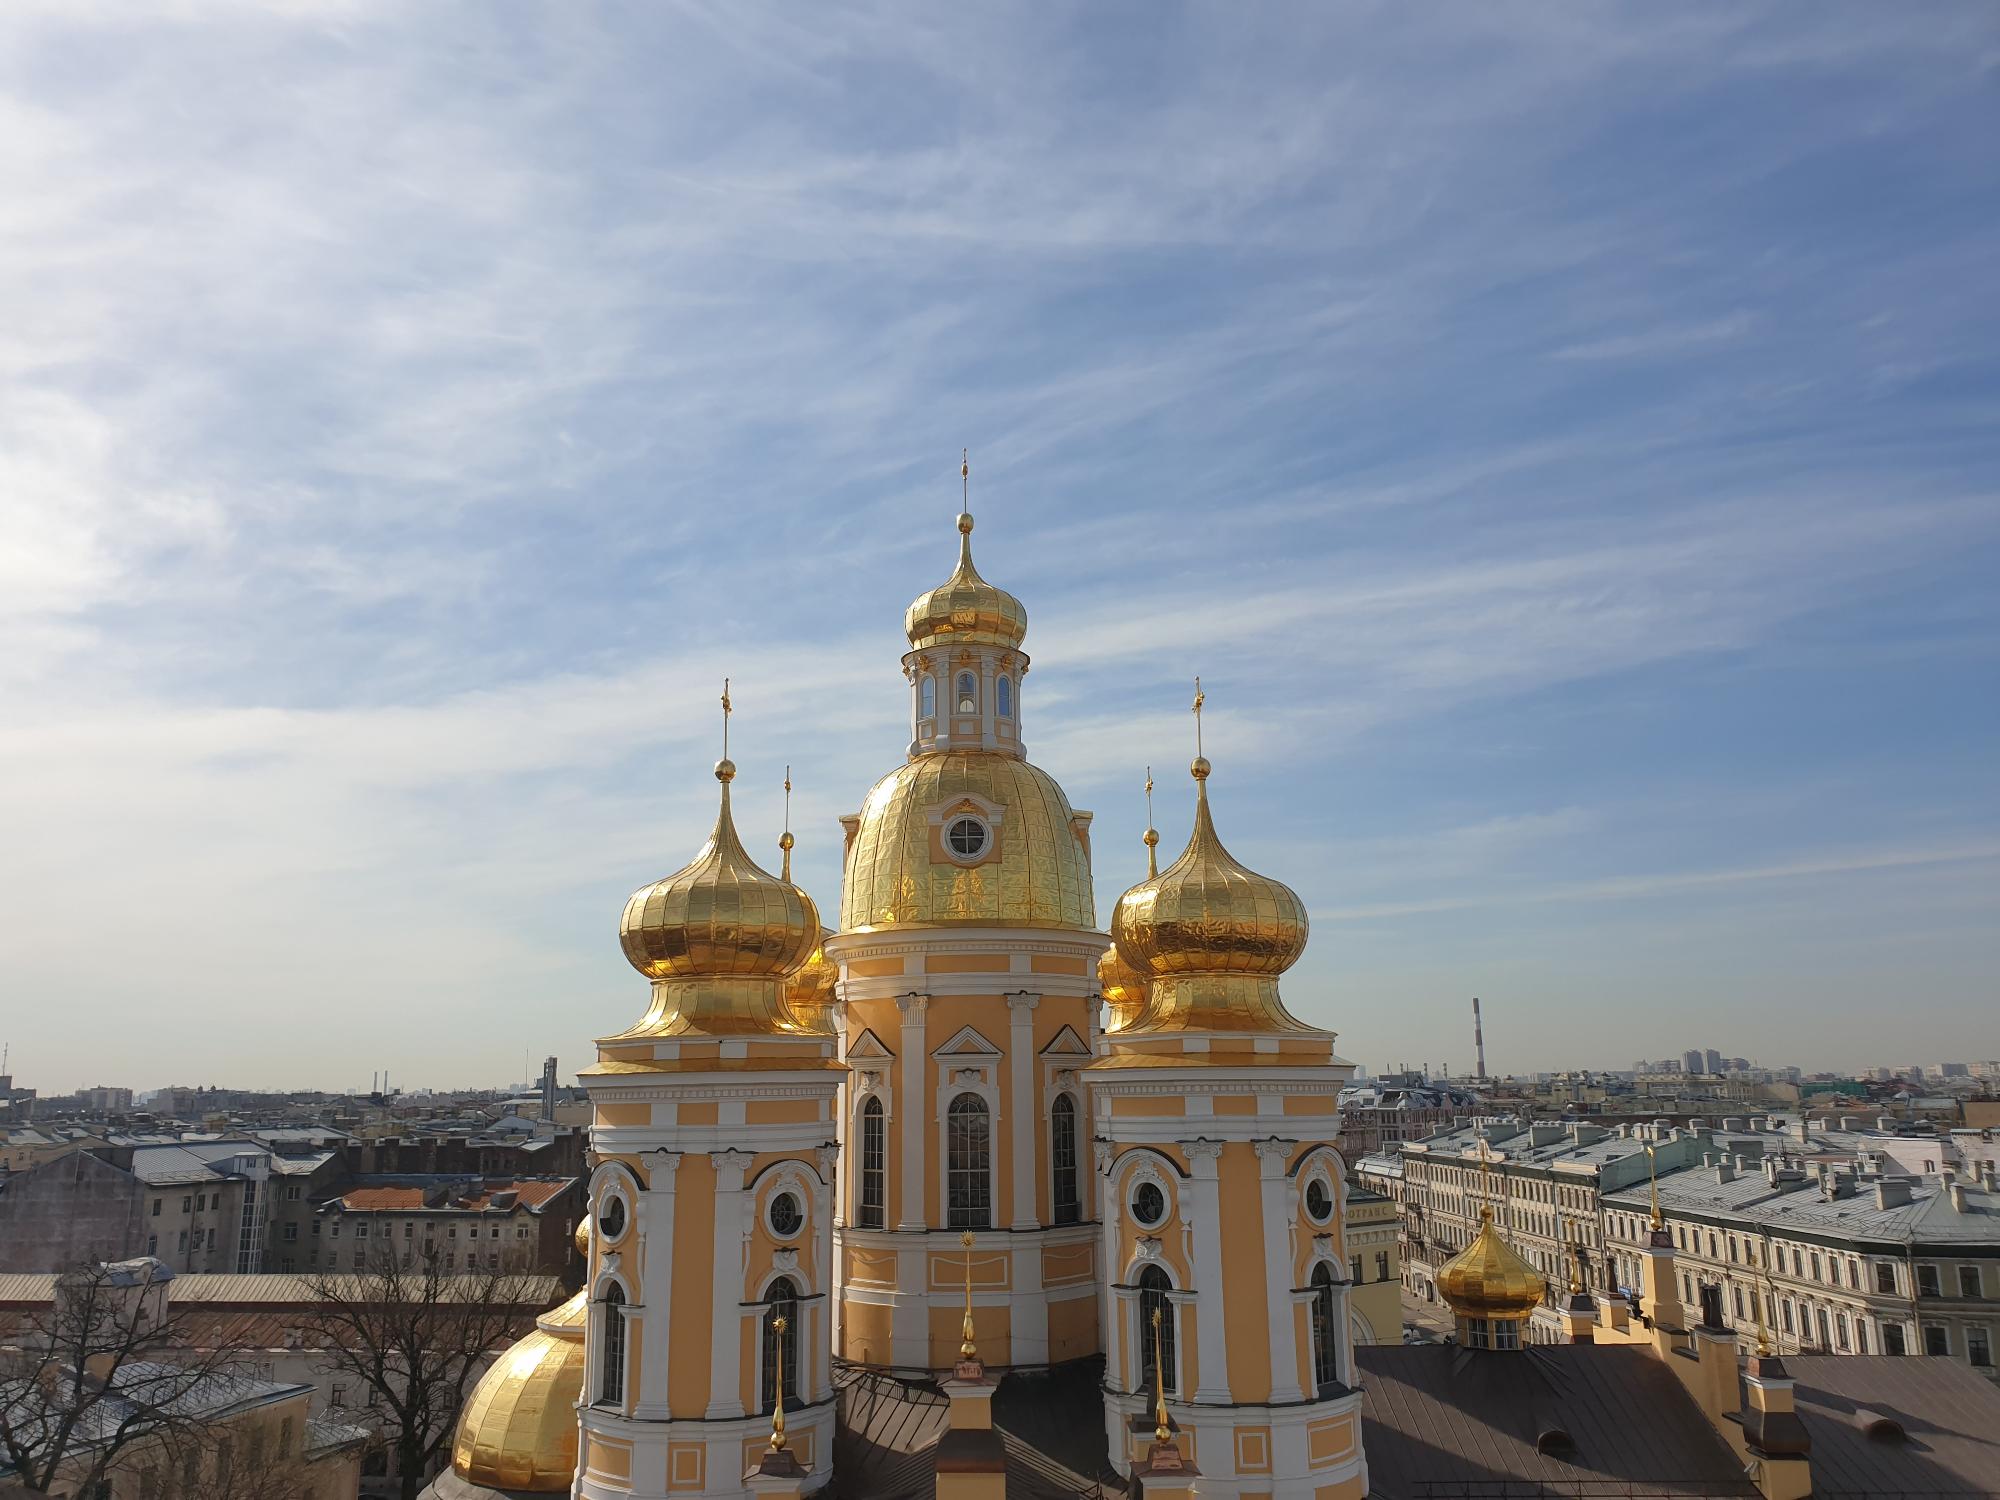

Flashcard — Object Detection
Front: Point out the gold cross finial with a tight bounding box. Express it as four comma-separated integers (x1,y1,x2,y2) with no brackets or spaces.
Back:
722,677,732,752
767,1313,788,1452
779,766,794,882
1192,677,1204,752
1143,767,1159,877
959,1230,978,1361
1644,1144,1663,1231
962,447,969,507
1476,1137,1495,1223
1568,1231,1585,1294
1151,1305,1171,1445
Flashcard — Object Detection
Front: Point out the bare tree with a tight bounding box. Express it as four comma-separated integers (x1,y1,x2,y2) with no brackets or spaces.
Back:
297,1242,542,1500
0,1260,237,1496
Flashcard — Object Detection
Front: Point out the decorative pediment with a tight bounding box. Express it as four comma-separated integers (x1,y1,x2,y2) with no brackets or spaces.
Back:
846,1028,895,1061
925,791,1007,827
1040,1024,1091,1058
931,1025,1003,1059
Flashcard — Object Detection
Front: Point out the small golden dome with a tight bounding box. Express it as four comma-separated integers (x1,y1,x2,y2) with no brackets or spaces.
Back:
786,930,840,1035
1109,759,1314,1033
450,1289,586,1491
841,750,1095,931
621,761,820,982
1435,1208,1546,1325
1097,943,1149,1033
904,511,1028,652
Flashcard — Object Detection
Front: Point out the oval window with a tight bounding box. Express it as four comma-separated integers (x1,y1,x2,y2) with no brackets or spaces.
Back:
946,816,988,861
768,1191,803,1239
1132,1180,1167,1228
1305,1179,1332,1224
597,1196,627,1242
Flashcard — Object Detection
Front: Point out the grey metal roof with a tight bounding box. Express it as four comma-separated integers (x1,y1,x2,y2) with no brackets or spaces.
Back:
1603,1166,2000,1250
1784,1354,2000,1497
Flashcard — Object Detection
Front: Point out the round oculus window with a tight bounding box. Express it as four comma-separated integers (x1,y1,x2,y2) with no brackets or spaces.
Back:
1304,1179,1332,1224
597,1196,627,1242
1131,1180,1167,1228
945,816,989,861
768,1191,803,1239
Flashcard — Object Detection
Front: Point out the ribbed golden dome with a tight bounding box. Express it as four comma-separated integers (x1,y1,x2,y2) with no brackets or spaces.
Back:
617,759,822,1038
841,750,1096,931
450,1289,586,1491
1435,1208,1546,1324
1097,943,1149,1033
904,512,1028,652
786,930,839,1035
1109,758,1314,1033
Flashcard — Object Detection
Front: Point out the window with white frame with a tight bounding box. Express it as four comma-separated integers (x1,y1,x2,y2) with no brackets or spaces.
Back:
1050,1093,1080,1225
1137,1265,1176,1396
946,1093,992,1229
858,1097,886,1229
760,1278,800,1413
1311,1262,1342,1395
597,1284,627,1405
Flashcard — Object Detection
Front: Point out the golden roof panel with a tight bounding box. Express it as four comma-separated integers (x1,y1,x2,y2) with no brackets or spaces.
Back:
1097,942,1150,1033
840,750,1096,932
450,1288,585,1491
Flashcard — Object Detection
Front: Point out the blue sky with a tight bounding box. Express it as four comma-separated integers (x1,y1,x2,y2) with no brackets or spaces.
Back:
2,3,1996,1093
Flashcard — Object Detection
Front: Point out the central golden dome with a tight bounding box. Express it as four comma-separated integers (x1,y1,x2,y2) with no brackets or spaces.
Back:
904,512,1028,652
1109,758,1315,1033
786,929,839,1035
841,751,1095,931
1436,1207,1546,1324
450,1289,586,1490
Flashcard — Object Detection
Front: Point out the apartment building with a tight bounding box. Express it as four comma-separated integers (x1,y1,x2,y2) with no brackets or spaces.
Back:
1603,1151,2000,1379
305,1175,581,1275
1344,1185,1403,1346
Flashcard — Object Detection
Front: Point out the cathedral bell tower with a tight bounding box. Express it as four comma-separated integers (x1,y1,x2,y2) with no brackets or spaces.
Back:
1089,726,1366,1500
829,473,1106,1373
576,694,843,1500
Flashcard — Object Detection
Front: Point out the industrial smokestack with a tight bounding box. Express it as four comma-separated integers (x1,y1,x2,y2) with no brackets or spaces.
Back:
1473,997,1486,1080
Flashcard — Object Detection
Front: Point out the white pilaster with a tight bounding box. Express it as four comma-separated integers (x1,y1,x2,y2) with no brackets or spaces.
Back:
1007,992,1040,1230
896,993,928,1231
1180,1138,1231,1404
632,1149,682,1419
1255,1139,1305,1403
813,1144,838,1403
706,1149,753,1418
1098,1141,1123,1387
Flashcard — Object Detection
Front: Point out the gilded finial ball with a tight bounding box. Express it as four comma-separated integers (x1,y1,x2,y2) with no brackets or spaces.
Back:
778,830,795,851
1143,827,1160,848
714,758,736,783
957,511,974,535
1190,755,1211,782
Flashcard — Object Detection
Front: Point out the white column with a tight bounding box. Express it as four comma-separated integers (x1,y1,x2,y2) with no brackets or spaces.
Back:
896,993,928,1230
1007,993,1040,1229
632,1149,681,1419
1098,1142,1124,1387
979,653,998,751
813,1145,838,1402
1255,1139,1305,1403
1180,1139,1231,1404
705,1149,753,1418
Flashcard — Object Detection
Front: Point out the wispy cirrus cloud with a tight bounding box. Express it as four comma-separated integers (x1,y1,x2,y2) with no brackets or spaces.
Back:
1,1,1995,1089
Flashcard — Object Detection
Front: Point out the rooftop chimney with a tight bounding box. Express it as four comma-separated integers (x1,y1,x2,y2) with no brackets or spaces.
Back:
1950,1183,1969,1213
1874,1179,1912,1209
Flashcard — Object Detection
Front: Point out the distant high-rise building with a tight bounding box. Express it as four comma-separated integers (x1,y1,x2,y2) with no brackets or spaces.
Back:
1703,1048,1722,1075
1682,1049,1703,1074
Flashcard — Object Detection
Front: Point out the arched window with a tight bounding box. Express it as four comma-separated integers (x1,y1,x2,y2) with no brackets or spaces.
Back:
1050,1093,1079,1225
598,1283,627,1406
996,675,1013,719
956,672,977,714
1138,1265,1176,1396
858,1097,885,1229
919,675,936,721
1311,1262,1341,1394
946,1093,991,1229
760,1277,799,1414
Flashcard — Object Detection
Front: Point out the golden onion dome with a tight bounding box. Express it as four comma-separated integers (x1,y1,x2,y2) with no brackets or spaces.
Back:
904,512,1028,652
1108,757,1314,1033
841,750,1096,931
622,758,819,980
1435,1207,1546,1325
1097,942,1149,1033
786,930,840,1035
616,758,823,1038
450,1288,586,1491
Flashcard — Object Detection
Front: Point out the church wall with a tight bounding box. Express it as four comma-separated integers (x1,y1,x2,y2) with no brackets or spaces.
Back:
668,1152,717,1419
1220,1140,1275,1404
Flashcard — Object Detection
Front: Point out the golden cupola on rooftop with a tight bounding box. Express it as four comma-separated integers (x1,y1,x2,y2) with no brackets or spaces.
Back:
617,754,822,1038
1435,1206,1547,1346
904,510,1028,652
445,1223,592,1493
786,928,840,1037
1109,755,1317,1034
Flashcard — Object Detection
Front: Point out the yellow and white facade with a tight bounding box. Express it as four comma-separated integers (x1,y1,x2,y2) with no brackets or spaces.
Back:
432,489,1370,1499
